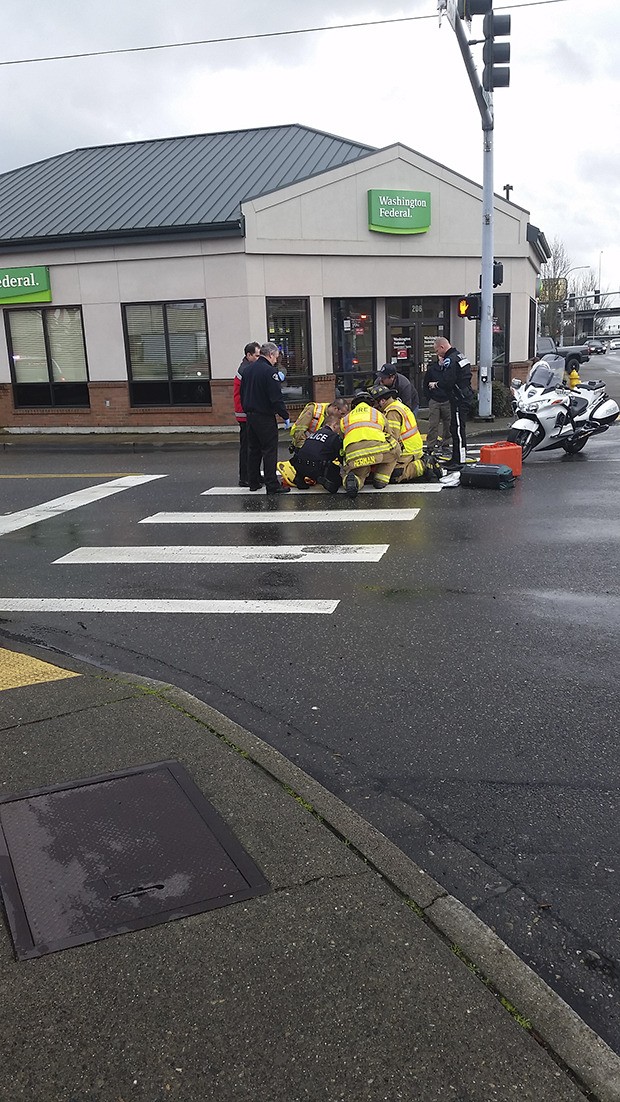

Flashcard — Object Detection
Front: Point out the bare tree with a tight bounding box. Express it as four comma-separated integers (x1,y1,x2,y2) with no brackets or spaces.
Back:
538,237,573,340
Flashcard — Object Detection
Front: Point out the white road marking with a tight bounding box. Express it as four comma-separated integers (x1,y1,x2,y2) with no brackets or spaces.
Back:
201,484,443,495
0,476,165,536
141,509,420,525
0,598,339,615
54,544,390,564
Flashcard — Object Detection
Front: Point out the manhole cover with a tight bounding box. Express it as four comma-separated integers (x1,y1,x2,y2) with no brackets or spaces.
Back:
0,760,270,959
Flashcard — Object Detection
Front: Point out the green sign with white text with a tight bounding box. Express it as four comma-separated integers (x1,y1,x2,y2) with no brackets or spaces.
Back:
368,190,431,235
0,265,51,304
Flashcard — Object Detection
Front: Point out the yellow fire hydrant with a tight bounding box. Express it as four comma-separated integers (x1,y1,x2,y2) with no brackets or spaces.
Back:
568,368,581,389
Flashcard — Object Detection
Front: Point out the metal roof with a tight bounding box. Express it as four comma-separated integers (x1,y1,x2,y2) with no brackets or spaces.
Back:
0,125,375,246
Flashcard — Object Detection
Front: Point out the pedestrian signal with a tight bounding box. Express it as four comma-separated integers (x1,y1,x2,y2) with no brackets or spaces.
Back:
457,294,481,320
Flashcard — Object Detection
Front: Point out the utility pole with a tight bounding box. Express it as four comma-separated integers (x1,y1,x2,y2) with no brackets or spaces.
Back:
503,184,513,202
438,0,511,419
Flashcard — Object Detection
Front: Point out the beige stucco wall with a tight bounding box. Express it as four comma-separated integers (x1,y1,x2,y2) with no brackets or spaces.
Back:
0,144,541,390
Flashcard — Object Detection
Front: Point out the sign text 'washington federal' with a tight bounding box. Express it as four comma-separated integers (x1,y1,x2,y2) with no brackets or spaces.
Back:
367,190,431,235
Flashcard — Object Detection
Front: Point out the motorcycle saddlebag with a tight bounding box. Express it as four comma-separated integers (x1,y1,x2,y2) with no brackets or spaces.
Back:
459,462,516,490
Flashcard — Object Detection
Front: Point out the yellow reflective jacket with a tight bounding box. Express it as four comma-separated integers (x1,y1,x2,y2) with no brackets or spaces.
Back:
291,402,329,448
340,402,397,456
384,398,423,457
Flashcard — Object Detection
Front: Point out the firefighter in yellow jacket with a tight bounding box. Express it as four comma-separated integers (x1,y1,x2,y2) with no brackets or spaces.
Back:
368,384,426,482
290,398,348,450
340,391,401,498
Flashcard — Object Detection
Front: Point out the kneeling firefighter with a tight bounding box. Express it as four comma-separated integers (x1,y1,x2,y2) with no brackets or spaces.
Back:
339,391,401,498
290,398,349,451
369,384,442,482
278,411,343,492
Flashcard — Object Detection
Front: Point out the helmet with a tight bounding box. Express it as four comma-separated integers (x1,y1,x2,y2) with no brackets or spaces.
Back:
368,384,396,402
351,390,372,409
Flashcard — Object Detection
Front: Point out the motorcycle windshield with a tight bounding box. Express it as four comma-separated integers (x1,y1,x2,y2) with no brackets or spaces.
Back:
527,361,564,388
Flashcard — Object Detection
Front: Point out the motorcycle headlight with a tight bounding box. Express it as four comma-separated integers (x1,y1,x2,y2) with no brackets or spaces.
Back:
525,403,539,413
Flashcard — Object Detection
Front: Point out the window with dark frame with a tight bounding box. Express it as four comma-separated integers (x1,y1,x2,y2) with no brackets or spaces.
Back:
123,301,211,407
266,297,312,403
474,294,511,385
5,306,90,408
331,298,376,397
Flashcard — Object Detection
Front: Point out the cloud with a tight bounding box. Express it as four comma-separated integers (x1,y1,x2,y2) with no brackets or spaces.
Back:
1,0,619,292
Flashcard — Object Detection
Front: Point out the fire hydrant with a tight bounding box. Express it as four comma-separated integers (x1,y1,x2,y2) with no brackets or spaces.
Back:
568,368,581,389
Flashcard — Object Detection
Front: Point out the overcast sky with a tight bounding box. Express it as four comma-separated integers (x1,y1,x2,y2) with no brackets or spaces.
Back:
2,0,617,296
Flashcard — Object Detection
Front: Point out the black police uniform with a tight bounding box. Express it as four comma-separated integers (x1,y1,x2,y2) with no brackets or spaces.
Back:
292,426,342,493
240,355,289,492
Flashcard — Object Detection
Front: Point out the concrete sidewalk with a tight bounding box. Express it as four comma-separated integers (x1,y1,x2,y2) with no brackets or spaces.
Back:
1,643,619,1102
0,417,515,452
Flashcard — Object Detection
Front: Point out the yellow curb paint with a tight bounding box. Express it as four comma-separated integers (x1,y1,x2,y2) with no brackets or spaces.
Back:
0,648,80,691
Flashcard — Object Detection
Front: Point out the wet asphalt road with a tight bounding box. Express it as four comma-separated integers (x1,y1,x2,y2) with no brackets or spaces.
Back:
1,414,620,1052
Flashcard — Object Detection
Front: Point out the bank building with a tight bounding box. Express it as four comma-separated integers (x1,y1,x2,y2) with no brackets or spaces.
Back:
0,124,549,433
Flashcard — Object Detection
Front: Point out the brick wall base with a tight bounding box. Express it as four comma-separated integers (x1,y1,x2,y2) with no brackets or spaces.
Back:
0,375,339,430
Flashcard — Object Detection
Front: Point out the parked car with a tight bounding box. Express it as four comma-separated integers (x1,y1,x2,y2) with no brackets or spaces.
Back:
587,339,607,354
609,338,620,351
536,335,589,372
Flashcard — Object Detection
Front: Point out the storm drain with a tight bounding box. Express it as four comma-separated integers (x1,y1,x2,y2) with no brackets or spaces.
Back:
0,760,270,959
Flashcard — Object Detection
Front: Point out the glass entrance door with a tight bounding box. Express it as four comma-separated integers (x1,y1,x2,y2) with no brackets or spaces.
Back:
386,297,449,403
387,323,436,401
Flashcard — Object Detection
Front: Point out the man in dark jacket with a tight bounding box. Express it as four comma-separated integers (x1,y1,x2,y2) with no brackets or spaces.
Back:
422,356,452,455
240,341,291,494
375,364,419,413
234,341,260,486
432,337,475,471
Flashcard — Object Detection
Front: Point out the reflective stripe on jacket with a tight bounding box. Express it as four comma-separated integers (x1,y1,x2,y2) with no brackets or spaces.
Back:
384,398,423,456
291,402,328,448
340,402,397,457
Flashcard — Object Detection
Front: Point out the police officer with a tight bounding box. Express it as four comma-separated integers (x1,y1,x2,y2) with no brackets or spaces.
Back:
289,411,343,493
240,341,291,494
432,337,475,472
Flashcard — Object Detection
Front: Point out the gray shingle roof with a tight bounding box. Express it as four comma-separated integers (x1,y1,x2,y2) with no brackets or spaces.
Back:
0,125,375,245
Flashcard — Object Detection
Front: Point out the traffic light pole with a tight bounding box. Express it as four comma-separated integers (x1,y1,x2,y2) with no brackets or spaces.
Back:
440,1,497,418
479,124,494,418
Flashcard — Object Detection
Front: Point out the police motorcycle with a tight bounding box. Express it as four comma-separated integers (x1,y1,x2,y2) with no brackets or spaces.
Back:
507,359,619,460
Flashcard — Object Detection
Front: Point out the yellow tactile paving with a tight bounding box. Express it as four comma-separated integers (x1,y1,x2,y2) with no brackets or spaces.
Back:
0,648,80,691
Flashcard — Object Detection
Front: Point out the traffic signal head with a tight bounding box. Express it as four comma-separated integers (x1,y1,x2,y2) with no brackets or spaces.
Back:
483,11,511,91
457,294,481,320
457,0,492,18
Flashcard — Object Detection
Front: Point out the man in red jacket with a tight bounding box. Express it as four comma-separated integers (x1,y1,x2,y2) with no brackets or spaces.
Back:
234,341,261,486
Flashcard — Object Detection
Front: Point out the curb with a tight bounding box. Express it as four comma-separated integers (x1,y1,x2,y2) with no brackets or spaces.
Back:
114,669,620,1102
0,422,515,451
6,642,618,1098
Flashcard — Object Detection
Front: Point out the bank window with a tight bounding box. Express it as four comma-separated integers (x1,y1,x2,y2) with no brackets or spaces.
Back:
331,299,375,397
475,295,510,385
123,301,211,406
5,306,90,408
266,298,312,403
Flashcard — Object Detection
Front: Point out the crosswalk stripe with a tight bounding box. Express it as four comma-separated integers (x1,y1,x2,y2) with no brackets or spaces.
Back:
202,484,443,495
53,544,390,564
0,476,165,536
141,509,420,525
0,598,339,615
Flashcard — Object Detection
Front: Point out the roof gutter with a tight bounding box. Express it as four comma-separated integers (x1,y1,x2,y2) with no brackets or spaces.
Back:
0,218,245,254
